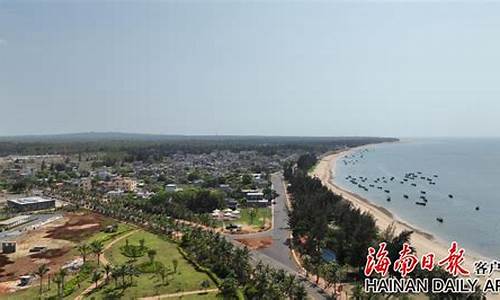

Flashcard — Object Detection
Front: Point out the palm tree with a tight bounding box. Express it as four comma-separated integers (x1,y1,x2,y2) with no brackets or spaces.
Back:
200,279,210,291
58,268,68,296
78,243,91,263
104,264,112,282
172,258,179,273
90,240,104,266
220,277,238,298
291,284,308,300
52,273,62,298
351,282,365,300
125,265,141,284
147,249,157,265
155,264,169,285
91,270,102,289
34,264,49,296
111,266,121,287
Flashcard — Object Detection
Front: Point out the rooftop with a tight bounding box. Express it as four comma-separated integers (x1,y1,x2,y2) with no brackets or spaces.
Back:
0,215,30,226
8,196,54,205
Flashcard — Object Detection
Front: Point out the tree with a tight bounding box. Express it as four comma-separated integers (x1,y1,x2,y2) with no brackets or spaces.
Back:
291,284,308,300
111,265,123,287
220,277,239,299
78,243,91,263
351,282,366,300
321,261,346,297
125,265,141,284
52,273,62,298
200,279,210,291
147,249,157,264
91,270,102,288
156,264,169,285
139,238,146,250
58,268,68,296
90,240,104,266
248,208,257,225
34,264,49,296
172,258,179,273
104,264,112,282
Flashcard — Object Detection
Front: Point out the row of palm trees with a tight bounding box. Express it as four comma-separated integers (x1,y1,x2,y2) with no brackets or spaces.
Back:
181,228,307,300
47,187,309,299
32,240,106,298
77,240,104,266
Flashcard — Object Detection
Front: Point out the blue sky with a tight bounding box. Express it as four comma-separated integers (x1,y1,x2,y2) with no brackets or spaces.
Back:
1,1,500,137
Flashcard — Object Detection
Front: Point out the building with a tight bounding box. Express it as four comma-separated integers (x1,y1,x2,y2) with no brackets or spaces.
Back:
7,196,55,212
111,177,137,192
165,184,177,192
79,178,92,191
244,191,269,207
2,241,16,254
225,198,238,210
0,215,31,231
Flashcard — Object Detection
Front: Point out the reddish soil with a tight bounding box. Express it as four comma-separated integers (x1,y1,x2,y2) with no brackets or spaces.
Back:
45,212,107,242
0,212,112,284
235,237,273,250
0,255,13,274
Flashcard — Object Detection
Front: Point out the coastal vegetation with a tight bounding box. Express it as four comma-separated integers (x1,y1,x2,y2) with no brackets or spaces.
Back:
285,154,486,299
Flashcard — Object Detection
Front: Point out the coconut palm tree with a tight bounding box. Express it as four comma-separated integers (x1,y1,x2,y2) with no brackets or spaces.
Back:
91,270,102,288
58,268,68,296
147,249,157,265
90,240,104,266
104,264,112,282
172,258,178,273
34,264,49,296
78,243,91,263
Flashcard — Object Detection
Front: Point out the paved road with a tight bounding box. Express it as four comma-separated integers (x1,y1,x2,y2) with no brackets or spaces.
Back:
227,174,327,300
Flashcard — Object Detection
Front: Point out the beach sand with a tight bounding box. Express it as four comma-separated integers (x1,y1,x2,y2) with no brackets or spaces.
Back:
311,147,485,275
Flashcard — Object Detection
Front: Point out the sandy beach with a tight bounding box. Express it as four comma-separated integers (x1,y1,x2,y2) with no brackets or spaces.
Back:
311,146,485,274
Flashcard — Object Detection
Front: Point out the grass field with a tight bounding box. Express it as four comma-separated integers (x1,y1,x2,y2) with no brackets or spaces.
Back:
84,230,218,299
235,207,271,228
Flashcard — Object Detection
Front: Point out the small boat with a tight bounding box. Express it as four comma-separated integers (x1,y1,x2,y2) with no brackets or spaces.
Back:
384,190,390,193
448,194,454,198
436,217,444,223
415,202,426,206
386,197,391,202
411,183,417,187
475,206,480,211
420,191,426,194
403,195,409,199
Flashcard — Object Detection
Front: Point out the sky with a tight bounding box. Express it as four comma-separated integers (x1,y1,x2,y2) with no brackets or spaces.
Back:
1,1,500,137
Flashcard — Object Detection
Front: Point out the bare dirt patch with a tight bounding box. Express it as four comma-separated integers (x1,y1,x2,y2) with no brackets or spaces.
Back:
235,237,273,250
0,212,110,285
45,212,108,242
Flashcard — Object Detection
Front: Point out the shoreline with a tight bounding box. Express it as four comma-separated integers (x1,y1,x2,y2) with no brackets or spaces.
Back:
311,144,486,273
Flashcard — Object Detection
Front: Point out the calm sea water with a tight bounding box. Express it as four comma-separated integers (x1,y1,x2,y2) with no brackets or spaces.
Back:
334,138,500,259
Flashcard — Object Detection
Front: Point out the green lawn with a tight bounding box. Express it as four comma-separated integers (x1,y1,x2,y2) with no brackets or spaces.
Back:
235,207,271,228
84,230,217,299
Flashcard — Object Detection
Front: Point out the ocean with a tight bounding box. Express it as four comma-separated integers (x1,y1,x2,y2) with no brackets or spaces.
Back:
334,138,500,259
